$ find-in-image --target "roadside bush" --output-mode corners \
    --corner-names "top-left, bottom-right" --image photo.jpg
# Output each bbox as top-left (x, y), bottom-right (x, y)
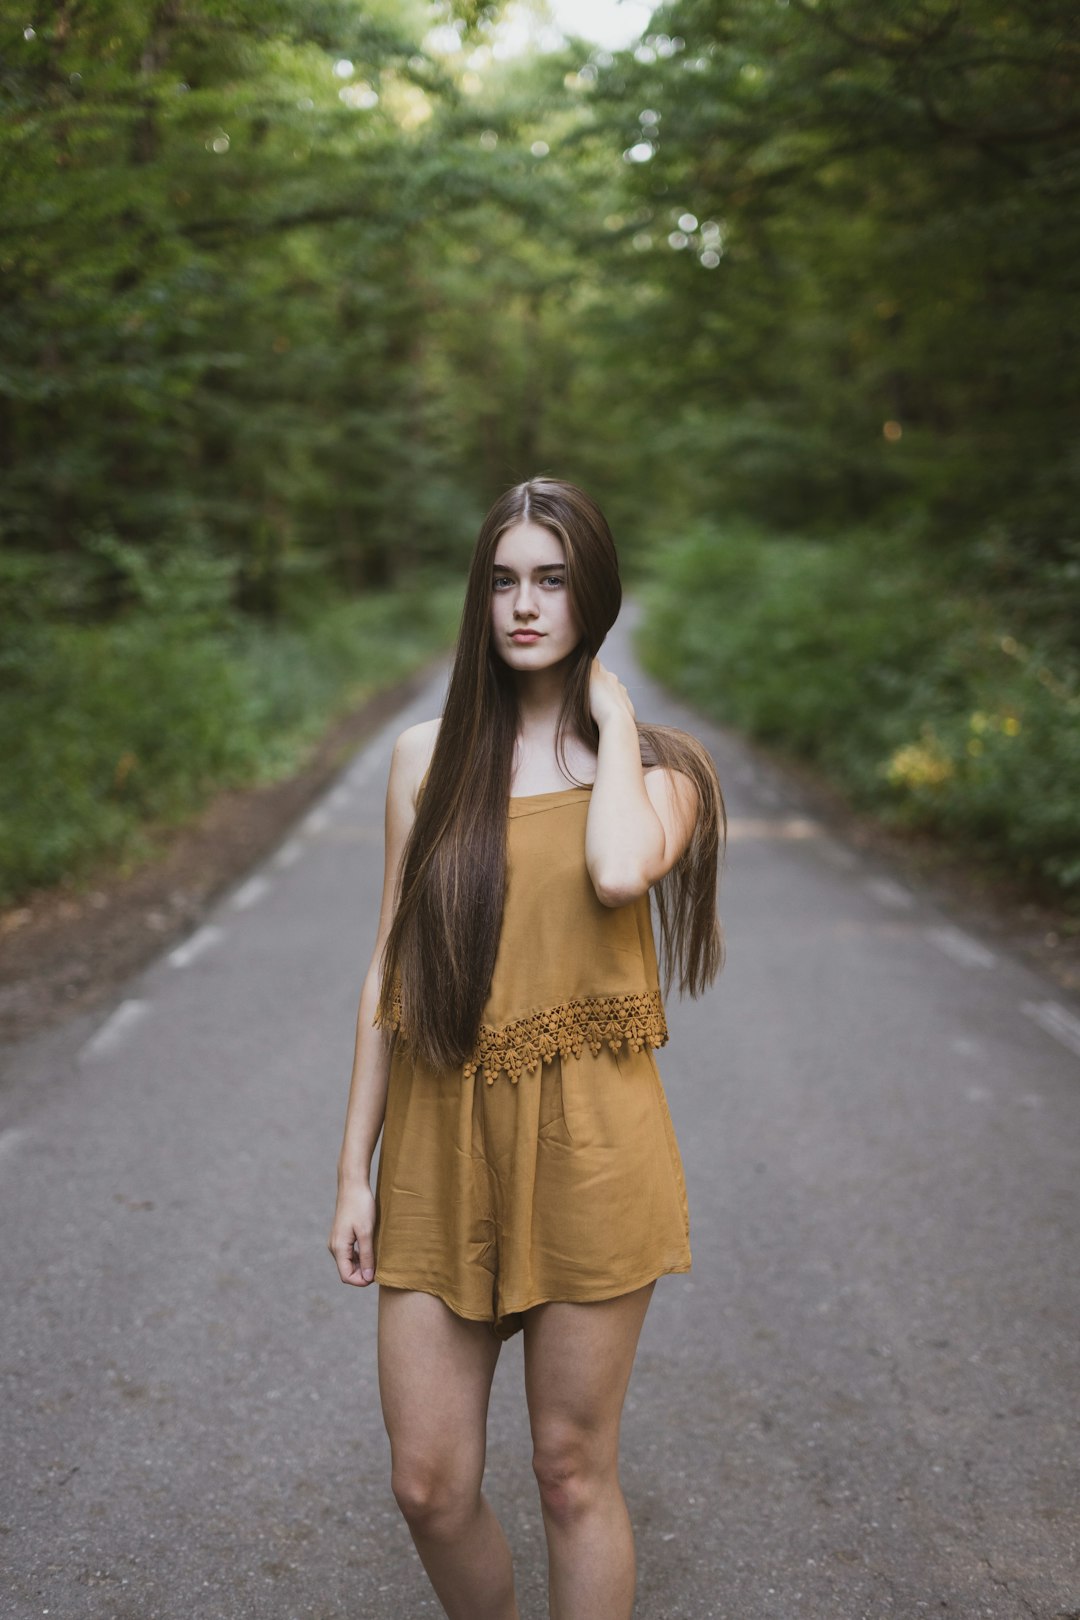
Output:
top-left (636, 524), bottom-right (1080, 904)
top-left (0, 572), bottom-right (460, 907)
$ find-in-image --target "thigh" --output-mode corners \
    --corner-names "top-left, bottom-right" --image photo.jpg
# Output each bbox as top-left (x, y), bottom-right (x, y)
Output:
top-left (378, 1286), bottom-right (504, 1486)
top-left (522, 1282), bottom-right (655, 1460)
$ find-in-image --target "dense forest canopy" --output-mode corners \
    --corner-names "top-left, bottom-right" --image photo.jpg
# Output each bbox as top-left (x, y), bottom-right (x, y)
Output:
top-left (1, 1), bottom-right (1077, 905)
top-left (1, 0), bottom-right (1075, 629)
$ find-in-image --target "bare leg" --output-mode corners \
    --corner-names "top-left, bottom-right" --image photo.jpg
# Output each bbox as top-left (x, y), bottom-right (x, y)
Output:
top-left (377, 1286), bottom-right (520, 1620)
top-left (522, 1281), bottom-right (656, 1620)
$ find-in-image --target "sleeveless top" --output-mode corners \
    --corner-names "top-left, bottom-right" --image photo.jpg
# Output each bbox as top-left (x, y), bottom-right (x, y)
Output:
top-left (375, 785), bottom-right (669, 1085)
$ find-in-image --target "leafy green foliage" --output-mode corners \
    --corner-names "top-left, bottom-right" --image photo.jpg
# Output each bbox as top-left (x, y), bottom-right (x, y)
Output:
top-left (637, 524), bottom-right (1080, 900)
top-left (584, 0), bottom-right (1080, 638)
top-left (1, 0), bottom-right (1077, 905)
top-left (0, 578), bottom-right (461, 905)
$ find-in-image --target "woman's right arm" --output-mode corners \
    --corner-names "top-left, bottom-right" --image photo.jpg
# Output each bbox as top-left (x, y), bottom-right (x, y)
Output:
top-left (327, 721), bottom-right (430, 1287)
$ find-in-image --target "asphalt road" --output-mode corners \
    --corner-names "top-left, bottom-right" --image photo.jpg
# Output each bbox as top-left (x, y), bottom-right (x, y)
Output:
top-left (2, 600), bottom-right (1078, 1620)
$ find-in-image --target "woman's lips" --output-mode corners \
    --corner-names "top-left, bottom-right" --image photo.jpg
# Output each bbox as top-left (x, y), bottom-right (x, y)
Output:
top-left (510, 631), bottom-right (543, 642)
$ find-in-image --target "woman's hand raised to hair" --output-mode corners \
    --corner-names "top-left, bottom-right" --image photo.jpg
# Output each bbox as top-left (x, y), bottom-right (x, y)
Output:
top-left (328, 1181), bottom-right (377, 1287)
top-left (588, 656), bottom-right (637, 731)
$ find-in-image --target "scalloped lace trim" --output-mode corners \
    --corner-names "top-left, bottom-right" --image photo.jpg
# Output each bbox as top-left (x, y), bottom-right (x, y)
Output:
top-left (376, 985), bottom-right (669, 1085)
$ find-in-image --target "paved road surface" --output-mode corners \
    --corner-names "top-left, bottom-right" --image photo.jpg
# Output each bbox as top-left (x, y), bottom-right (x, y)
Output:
top-left (2, 600), bottom-right (1078, 1619)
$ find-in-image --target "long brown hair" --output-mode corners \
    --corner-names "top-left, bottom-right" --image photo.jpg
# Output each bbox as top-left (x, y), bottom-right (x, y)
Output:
top-left (376, 477), bottom-right (727, 1071)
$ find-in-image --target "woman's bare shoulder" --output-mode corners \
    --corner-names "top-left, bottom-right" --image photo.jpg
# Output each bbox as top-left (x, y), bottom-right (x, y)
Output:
top-left (392, 718), bottom-right (442, 806)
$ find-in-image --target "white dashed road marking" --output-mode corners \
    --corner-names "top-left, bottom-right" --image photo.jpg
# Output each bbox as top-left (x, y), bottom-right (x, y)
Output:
top-left (302, 806), bottom-right (330, 836)
top-left (230, 875), bottom-right (272, 911)
top-left (864, 877), bottom-right (915, 910)
top-left (168, 925), bottom-right (223, 969)
top-left (273, 838), bottom-right (304, 869)
top-left (817, 841), bottom-right (859, 870)
top-left (727, 815), bottom-right (822, 841)
top-left (1021, 1000), bottom-right (1080, 1059)
top-left (0, 1127), bottom-right (31, 1165)
top-left (81, 998), bottom-right (151, 1059)
top-left (924, 925), bottom-right (998, 970)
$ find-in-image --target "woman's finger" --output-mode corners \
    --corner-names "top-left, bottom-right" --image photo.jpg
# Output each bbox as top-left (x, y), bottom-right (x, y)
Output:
top-left (329, 1227), bottom-right (365, 1286)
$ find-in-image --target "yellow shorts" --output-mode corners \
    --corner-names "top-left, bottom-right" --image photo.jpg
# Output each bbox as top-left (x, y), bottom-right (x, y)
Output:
top-left (373, 1037), bottom-right (692, 1340)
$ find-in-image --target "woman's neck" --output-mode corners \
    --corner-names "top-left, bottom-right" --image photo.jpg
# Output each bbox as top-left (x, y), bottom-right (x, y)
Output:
top-left (511, 661), bottom-right (570, 730)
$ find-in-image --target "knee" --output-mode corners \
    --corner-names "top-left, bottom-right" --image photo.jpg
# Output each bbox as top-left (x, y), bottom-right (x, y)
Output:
top-left (390, 1458), bottom-right (478, 1536)
top-left (531, 1429), bottom-right (615, 1527)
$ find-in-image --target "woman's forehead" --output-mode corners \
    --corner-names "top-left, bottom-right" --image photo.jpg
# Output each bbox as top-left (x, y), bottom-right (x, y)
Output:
top-left (493, 520), bottom-right (565, 567)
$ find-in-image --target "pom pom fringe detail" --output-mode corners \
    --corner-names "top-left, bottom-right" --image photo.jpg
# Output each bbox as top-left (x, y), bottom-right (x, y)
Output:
top-left (375, 985), bottom-right (669, 1085)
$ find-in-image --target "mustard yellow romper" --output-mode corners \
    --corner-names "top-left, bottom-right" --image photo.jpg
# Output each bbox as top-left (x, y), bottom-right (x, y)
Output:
top-left (371, 784), bottom-right (692, 1340)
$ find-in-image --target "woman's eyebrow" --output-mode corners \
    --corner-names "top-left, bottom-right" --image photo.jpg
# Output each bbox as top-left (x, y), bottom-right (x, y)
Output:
top-left (492, 562), bottom-right (566, 573)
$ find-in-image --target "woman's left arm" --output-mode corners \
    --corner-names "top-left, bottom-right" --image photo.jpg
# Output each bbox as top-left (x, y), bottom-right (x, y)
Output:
top-left (585, 657), bottom-right (700, 907)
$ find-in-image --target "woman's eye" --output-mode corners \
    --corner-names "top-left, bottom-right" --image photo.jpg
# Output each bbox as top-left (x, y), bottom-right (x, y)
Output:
top-left (492, 575), bottom-right (563, 589)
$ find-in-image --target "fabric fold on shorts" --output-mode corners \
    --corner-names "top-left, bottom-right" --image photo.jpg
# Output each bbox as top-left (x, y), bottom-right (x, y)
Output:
top-left (373, 1038), bottom-right (692, 1340)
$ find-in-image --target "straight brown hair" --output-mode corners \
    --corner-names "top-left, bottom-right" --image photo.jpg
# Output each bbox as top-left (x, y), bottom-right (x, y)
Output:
top-left (375, 477), bottom-right (726, 1072)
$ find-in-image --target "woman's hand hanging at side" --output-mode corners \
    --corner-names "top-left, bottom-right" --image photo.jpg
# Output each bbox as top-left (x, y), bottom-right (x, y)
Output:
top-left (588, 656), bottom-right (636, 729)
top-left (328, 1181), bottom-right (377, 1286)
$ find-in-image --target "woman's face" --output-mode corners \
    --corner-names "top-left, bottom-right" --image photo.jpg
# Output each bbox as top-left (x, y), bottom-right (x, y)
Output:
top-left (490, 521), bottom-right (583, 670)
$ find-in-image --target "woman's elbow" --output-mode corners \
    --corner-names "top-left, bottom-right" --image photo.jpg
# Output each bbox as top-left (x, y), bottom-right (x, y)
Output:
top-left (591, 865), bottom-right (650, 908)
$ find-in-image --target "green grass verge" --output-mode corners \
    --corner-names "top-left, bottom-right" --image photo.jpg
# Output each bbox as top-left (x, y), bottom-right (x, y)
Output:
top-left (634, 524), bottom-right (1080, 909)
top-left (0, 575), bottom-right (461, 907)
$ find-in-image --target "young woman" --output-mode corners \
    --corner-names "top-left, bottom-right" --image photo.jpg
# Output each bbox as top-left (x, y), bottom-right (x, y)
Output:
top-left (329, 476), bottom-right (726, 1620)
